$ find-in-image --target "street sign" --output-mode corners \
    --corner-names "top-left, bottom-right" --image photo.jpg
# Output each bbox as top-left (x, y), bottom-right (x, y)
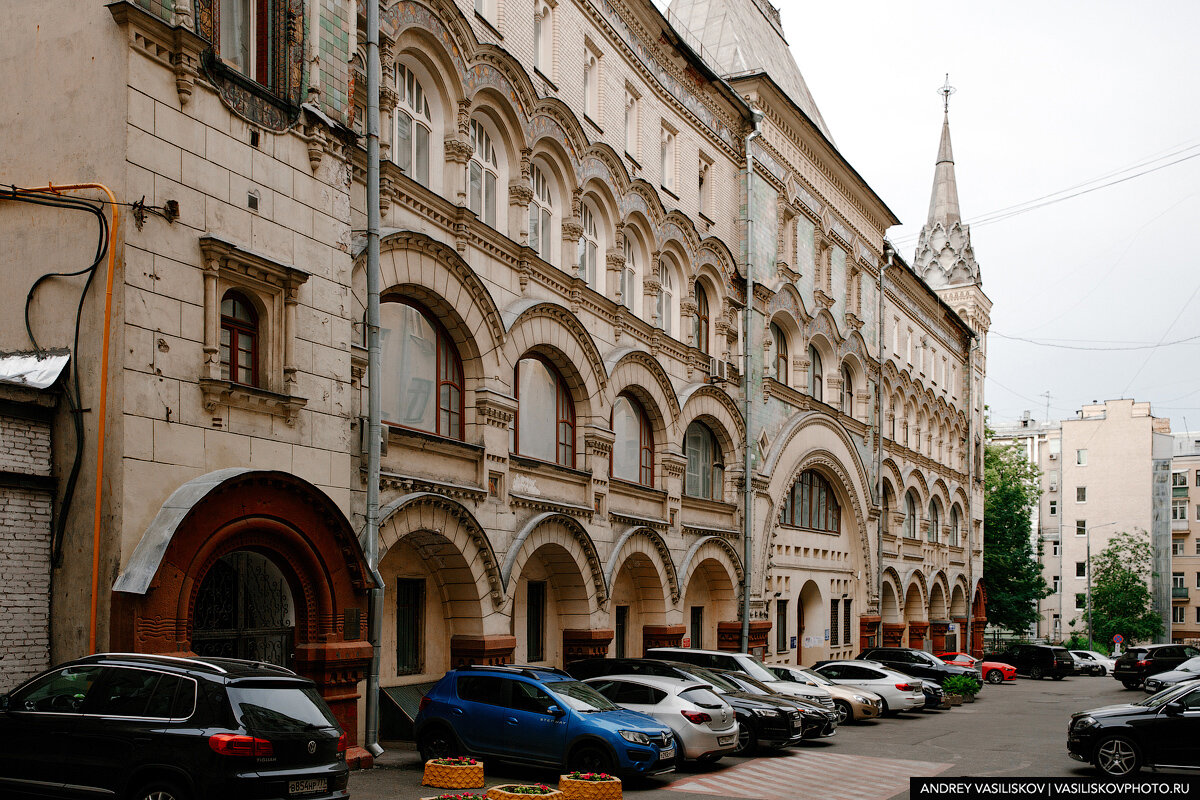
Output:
top-left (790, 636), bottom-right (797, 648)
top-left (681, 637), bottom-right (691, 648)
top-left (1113, 634), bottom-right (1124, 644)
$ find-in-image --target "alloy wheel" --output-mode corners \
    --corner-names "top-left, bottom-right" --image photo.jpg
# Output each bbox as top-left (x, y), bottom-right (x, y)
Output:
top-left (1095, 737), bottom-right (1140, 776)
top-left (834, 701), bottom-right (852, 724)
top-left (986, 670), bottom-right (1003, 685)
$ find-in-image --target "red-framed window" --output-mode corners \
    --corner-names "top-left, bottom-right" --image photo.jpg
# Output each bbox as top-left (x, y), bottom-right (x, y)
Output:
top-left (514, 355), bottom-right (575, 468)
top-left (612, 393), bottom-right (653, 486)
top-left (780, 470), bottom-right (840, 533)
top-left (379, 299), bottom-right (464, 440)
top-left (220, 291), bottom-right (259, 387)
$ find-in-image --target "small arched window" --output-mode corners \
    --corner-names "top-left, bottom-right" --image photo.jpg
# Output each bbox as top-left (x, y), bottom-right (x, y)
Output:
top-left (657, 261), bottom-right (674, 336)
top-left (771, 323), bottom-right (788, 385)
top-left (380, 299), bottom-right (464, 439)
top-left (622, 236), bottom-right (639, 312)
top-left (780, 470), bottom-right (840, 533)
top-left (394, 63), bottom-right (431, 186)
top-left (579, 202), bottom-right (599, 289)
top-left (534, 0), bottom-right (553, 74)
top-left (469, 119), bottom-right (499, 228)
top-left (612, 394), bottom-right (653, 486)
top-left (950, 507), bottom-right (961, 547)
top-left (904, 491), bottom-right (919, 538)
top-left (685, 421), bottom-right (723, 501)
top-left (530, 163), bottom-right (554, 262)
top-left (220, 291), bottom-right (258, 386)
top-left (694, 281), bottom-right (710, 354)
top-left (808, 344), bottom-right (823, 402)
top-left (841, 365), bottom-right (854, 415)
top-left (928, 501), bottom-right (940, 543)
top-left (514, 356), bottom-right (574, 467)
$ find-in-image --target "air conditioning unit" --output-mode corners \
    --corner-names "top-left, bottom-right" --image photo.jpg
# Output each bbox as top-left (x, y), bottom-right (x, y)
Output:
top-left (1048, 452), bottom-right (1058, 460)
top-left (1048, 481), bottom-right (1057, 493)
top-left (707, 357), bottom-right (739, 384)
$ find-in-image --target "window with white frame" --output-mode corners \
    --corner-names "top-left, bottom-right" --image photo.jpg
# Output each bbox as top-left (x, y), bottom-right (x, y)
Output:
top-left (1076, 448), bottom-right (1088, 465)
top-left (698, 155), bottom-right (712, 217)
top-left (624, 89), bottom-right (639, 157)
top-left (1052, 541), bottom-right (1061, 556)
top-left (1173, 539), bottom-right (1184, 556)
top-left (533, 0), bottom-right (553, 75)
top-left (657, 260), bottom-right (675, 336)
top-left (578, 202), bottom-right (599, 289)
top-left (622, 234), bottom-right (640, 313)
top-left (1173, 572), bottom-right (1185, 589)
top-left (1196, 538), bottom-right (1200, 555)
top-left (583, 49), bottom-right (599, 121)
top-left (1049, 499), bottom-right (1057, 516)
top-left (950, 507), bottom-right (961, 546)
top-left (1174, 606), bottom-right (1186, 624)
top-left (660, 126), bottom-right (676, 192)
top-left (1052, 575), bottom-right (1060, 593)
top-left (1196, 504), bottom-right (1200, 521)
top-left (1076, 561), bottom-right (1086, 578)
top-left (693, 281), bottom-right (710, 354)
top-left (394, 64), bottom-right (432, 187)
top-left (1076, 519), bottom-right (1086, 537)
top-left (1174, 498), bottom-right (1188, 521)
top-left (808, 345), bottom-right (823, 401)
top-left (1076, 486), bottom-right (1087, 503)
top-left (216, 0), bottom-right (298, 95)
top-left (1075, 593), bottom-right (1086, 610)
top-left (468, 119), bottom-right (499, 228)
top-left (1173, 471), bottom-right (1187, 488)
top-left (474, 0), bottom-right (496, 25)
top-left (841, 365), bottom-right (853, 415)
top-left (904, 491), bottom-right (918, 538)
top-left (529, 163), bottom-right (554, 263)
top-left (771, 323), bottom-right (788, 385)
top-left (927, 501), bottom-right (940, 543)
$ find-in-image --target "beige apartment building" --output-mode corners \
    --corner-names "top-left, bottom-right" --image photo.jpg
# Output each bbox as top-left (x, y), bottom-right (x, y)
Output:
top-left (0, 0), bottom-right (987, 754)
top-left (993, 399), bottom-right (1172, 644)
top-left (1169, 434), bottom-right (1200, 643)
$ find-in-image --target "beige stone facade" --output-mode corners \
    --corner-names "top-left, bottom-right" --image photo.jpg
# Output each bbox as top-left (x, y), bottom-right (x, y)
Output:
top-left (0, 0), bottom-right (986, 749)
top-left (1169, 434), bottom-right (1200, 643)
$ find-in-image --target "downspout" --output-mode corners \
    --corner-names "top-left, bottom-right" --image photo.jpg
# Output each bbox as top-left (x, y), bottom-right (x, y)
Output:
top-left (875, 245), bottom-right (892, 633)
top-left (965, 337), bottom-right (979, 655)
top-left (741, 109), bottom-right (763, 653)
top-left (363, 0), bottom-right (385, 759)
top-left (12, 183), bottom-right (118, 655)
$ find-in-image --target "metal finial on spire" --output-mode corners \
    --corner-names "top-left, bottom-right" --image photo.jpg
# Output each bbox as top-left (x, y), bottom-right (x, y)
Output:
top-left (939, 73), bottom-right (956, 114)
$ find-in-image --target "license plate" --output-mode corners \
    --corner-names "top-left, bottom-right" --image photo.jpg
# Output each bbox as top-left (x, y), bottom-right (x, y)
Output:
top-left (717, 734), bottom-right (735, 746)
top-left (289, 778), bottom-right (327, 795)
top-left (658, 746), bottom-right (675, 761)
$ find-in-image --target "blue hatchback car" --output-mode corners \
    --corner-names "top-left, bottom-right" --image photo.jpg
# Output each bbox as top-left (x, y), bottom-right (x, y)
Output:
top-left (415, 665), bottom-right (676, 777)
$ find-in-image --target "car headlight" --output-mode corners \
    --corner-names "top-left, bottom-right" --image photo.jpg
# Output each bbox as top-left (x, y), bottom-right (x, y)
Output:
top-left (751, 707), bottom-right (780, 717)
top-left (1073, 716), bottom-right (1098, 730)
top-left (852, 695), bottom-right (870, 703)
top-left (619, 730), bottom-right (651, 744)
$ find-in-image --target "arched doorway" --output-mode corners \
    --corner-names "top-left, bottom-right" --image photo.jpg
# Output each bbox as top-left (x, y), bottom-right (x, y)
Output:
top-left (193, 551), bottom-right (296, 666)
top-left (797, 580), bottom-right (824, 664)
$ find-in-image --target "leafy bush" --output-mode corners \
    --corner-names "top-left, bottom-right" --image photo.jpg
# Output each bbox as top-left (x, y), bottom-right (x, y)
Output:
top-left (943, 675), bottom-right (980, 696)
top-left (565, 773), bottom-right (616, 782)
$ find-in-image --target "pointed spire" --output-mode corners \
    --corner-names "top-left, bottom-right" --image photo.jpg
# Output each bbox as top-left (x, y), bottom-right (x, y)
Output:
top-left (926, 75), bottom-right (961, 226)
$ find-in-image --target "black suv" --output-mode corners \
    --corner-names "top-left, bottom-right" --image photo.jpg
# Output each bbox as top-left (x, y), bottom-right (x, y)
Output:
top-left (985, 644), bottom-right (1074, 680)
top-left (0, 653), bottom-right (348, 800)
top-left (856, 648), bottom-right (982, 688)
top-left (1113, 644), bottom-right (1200, 689)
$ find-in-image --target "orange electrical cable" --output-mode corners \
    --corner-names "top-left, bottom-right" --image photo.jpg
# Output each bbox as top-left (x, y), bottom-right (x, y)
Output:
top-left (12, 183), bottom-right (118, 655)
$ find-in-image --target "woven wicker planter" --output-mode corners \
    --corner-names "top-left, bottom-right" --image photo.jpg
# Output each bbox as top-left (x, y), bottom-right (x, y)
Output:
top-left (422, 761), bottom-right (485, 789)
top-left (487, 785), bottom-right (564, 800)
top-left (559, 776), bottom-right (622, 800)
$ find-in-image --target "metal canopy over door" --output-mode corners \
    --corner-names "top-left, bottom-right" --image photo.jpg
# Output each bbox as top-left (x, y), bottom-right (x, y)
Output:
top-left (193, 551), bottom-right (296, 667)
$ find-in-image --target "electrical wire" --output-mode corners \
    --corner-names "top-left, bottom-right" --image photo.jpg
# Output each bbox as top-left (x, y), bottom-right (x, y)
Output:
top-left (5, 185), bottom-right (110, 567)
top-left (991, 330), bottom-right (1200, 351)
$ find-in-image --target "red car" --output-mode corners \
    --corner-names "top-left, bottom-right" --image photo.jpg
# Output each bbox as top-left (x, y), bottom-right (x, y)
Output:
top-left (937, 652), bottom-right (1017, 684)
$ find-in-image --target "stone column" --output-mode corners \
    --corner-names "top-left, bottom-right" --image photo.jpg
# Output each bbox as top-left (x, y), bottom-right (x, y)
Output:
top-left (858, 615), bottom-right (881, 651)
top-left (881, 623), bottom-right (906, 647)
top-left (930, 621), bottom-right (950, 652)
top-left (908, 621), bottom-right (929, 650)
top-left (563, 628), bottom-right (615, 664)
top-left (450, 634), bottom-right (517, 667)
top-left (583, 425), bottom-right (615, 520)
top-left (476, 388), bottom-right (518, 502)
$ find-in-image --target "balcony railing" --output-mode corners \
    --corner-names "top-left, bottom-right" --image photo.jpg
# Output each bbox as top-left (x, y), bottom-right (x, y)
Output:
top-left (1173, 587), bottom-right (1190, 600)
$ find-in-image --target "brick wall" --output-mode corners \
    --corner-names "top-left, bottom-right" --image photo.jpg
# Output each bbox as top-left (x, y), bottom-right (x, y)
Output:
top-left (0, 413), bottom-right (53, 692)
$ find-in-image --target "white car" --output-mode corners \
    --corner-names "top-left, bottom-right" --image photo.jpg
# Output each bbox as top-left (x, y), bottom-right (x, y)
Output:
top-left (812, 660), bottom-right (926, 714)
top-left (645, 646), bottom-right (835, 710)
top-left (1070, 650), bottom-right (1116, 676)
top-left (585, 675), bottom-right (739, 763)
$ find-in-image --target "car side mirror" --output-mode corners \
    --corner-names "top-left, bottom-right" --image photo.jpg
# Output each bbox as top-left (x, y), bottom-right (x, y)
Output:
top-left (0, 694), bottom-right (8, 712)
top-left (547, 704), bottom-right (566, 717)
top-left (1165, 701), bottom-right (1186, 716)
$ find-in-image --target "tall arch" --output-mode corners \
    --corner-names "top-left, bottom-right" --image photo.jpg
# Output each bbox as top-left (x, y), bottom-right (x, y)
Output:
top-left (502, 512), bottom-right (607, 609)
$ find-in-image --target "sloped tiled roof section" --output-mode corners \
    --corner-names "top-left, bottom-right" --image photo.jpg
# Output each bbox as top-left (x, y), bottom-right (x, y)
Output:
top-left (667, 0), bottom-right (834, 142)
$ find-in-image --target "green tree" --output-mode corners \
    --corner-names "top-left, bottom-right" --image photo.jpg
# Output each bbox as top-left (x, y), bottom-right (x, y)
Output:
top-left (1088, 530), bottom-right (1162, 645)
top-left (983, 436), bottom-right (1051, 632)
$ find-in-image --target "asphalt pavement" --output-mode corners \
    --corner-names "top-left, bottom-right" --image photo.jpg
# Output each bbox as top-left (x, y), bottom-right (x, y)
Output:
top-left (348, 673), bottom-right (1143, 800)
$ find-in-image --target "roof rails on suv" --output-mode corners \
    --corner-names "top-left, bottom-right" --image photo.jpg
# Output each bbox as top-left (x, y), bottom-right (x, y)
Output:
top-left (459, 663), bottom-right (573, 679)
top-left (76, 652), bottom-right (298, 677)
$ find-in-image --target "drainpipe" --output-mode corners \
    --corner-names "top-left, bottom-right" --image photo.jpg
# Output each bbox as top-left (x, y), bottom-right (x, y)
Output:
top-left (363, 0), bottom-right (385, 760)
top-left (741, 109), bottom-right (763, 653)
top-left (875, 245), bottom-right (892, 636)
top-left (965, 337), bottom-right (979, 656)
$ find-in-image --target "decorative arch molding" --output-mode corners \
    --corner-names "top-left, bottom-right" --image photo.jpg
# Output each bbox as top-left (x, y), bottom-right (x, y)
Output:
top-left (880, 458), bottom-right (904, 497)
top-left (468, 47), bottom-right (537, 126)
top-left (660, 211), bottom-right (701, 263)
top-left (766, 283), bottom-right (809, 325)
top-left (382, 0), bottom-right (473, 79)
top-left (904, 467), bottom-right (930, 500)
top-left (377, 492), bottom-right (504, 608)
top-left (678, 535), bottom-right (744, 598)
top-left (502, 512), bottom-right (608, 609)
top-left (761, 414), bottom-right (873, 500)
top-left (901, 568), bottom-right (929, 613)
top-left (622, 181), bottom-right (666, 229)
top-left (605, 348), bottom-right (681, 424)
top-left (842, 330), bottom-right (872, 370)
top-left (604, 526), bottom-right (680, 604)
top-left (504, 299), bottom-right (609, 396)
top-left (930, 478), bottom-right (951, 507)
top-left (696, 240), bottom-right (738, 288)
top-left (806, 308), bottom-right (844, 347)
top-left (579, 144), bottom-right (632, 194)
top-left (678, 383), bottom-right (746, 443)
top-left (530, 100), bottom-right (589, 172)
top-left (929, 570), bottom-right (952, 606)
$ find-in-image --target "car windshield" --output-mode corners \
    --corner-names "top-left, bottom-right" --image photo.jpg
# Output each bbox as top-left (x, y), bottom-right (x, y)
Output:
top-left (686, 667), bottom-right (741, 693)
top-left (1175, 657), bottom-right (1200, 673)
top-left (548, 680), bottom-right (618, 712)
top-left (942, 654), bottom-right (975, 665)
top-left (796, 668), bottom-right (833, 686)
top-left (735, 656), bottom-right (781, 684)
top-left (1134, 682), bottom-right (1196, 708)
top-left (723, 672), bottom-right (775, 695)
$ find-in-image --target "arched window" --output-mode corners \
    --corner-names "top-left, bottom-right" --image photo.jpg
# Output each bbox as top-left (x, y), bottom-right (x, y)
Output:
top-left (534, 0), bottom-right (553, 74)
top-left (530, 163), bottom-right (554, 262)
top-left (469, 119), bottom-right (498, 228)
top-left (612, 394), bottom-right (653, 486)
top-left (220, 291), bottom-right (258, 386)
top-left (694, 281), bottom-right (710, 354)
top-left (514, 356), bottom-right (574, 467)
top-left (685, 421), bottom-right (723, 501)
top-left (394, 63), bottom-right (431, 186)
top-left (657, 261), bottom-right (674, 336)
top-left (904, 491), bottom-right (919, 538)
top-left (928, 501), bottom-right (940, 543)
top-left (583, 51), bottom-right (598, 119)
top-left (771, 323), bottom-right (788, 385)
top-left (841, 365), bottom-right (854, 415)
top-left (780, 470), bottom-right (840, 533)
top-left (808, 344), bottom-right (823, 401)
top-left (950, 507), bottom-right (961, 547)
top-left (380, 300), bottom-right (463, 439)
top-left (622, 235), bottom-right (639, 312)
top-left (579, 202), bottom-right (599, 288)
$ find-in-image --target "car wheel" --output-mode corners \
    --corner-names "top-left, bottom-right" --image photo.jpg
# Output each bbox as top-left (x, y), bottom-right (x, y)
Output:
top-left (130, 780), bottom-right (190, 800)
top-left (879, 698), bottom-right (891, 716)
top-left (834, 700), bottom-right (853, 724)
top-left (985, 670), bottom-right (1003, 685)
top-left (417, 725), bottom-right (461, 762)
top-left (568, 743), bottom-right (616, 774)
top-left (732, 723), bottom-right (758, 756)
top-left (1122, 680), bottom-right (1141, 690)
top-left (1094, 735), bottom-right (1142, 777)
top-left (1030, 666), bottom-right (1044, 680)
top-left (1098, 667), bottom-right (1107, 676)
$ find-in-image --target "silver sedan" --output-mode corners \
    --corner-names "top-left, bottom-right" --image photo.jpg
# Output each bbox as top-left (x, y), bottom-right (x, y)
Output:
top-left (585, 675), bottom-right (739, 763)
top-left (812, 660), bottom-right (925, 714)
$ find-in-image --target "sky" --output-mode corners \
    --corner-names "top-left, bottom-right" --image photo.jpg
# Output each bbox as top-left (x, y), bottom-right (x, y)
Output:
top-left (666, 0), bottom-right (1200, 432)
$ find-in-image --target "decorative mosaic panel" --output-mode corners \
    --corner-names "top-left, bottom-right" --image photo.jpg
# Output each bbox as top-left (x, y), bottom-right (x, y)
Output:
top-left (792, 178), bottom-right (821, 216)
top-left (528, 114), bottom-right (579, 168)
top-left (135, 0), bottom-right (174, 22)
top-left (830, 244), bottom-right (846, 323)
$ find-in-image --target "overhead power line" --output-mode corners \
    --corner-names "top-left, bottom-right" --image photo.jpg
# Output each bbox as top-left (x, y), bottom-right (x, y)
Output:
top-left (991, 330), bottom-right (1200, 351)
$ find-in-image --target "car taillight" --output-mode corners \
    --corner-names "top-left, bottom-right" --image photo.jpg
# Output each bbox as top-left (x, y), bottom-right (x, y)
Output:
top-left (681, 710), bottom-right (711, 724)
top-left (418, 696), bottom-right (431, 713)
top-left (337, 732), bottom-right (347, 754)
top-left (209, 733), bottom-right (274, 758)
top-left (896, 683), bottom-right (913, 691)
top-left (1137, 660), bottom-right (1150, 667)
